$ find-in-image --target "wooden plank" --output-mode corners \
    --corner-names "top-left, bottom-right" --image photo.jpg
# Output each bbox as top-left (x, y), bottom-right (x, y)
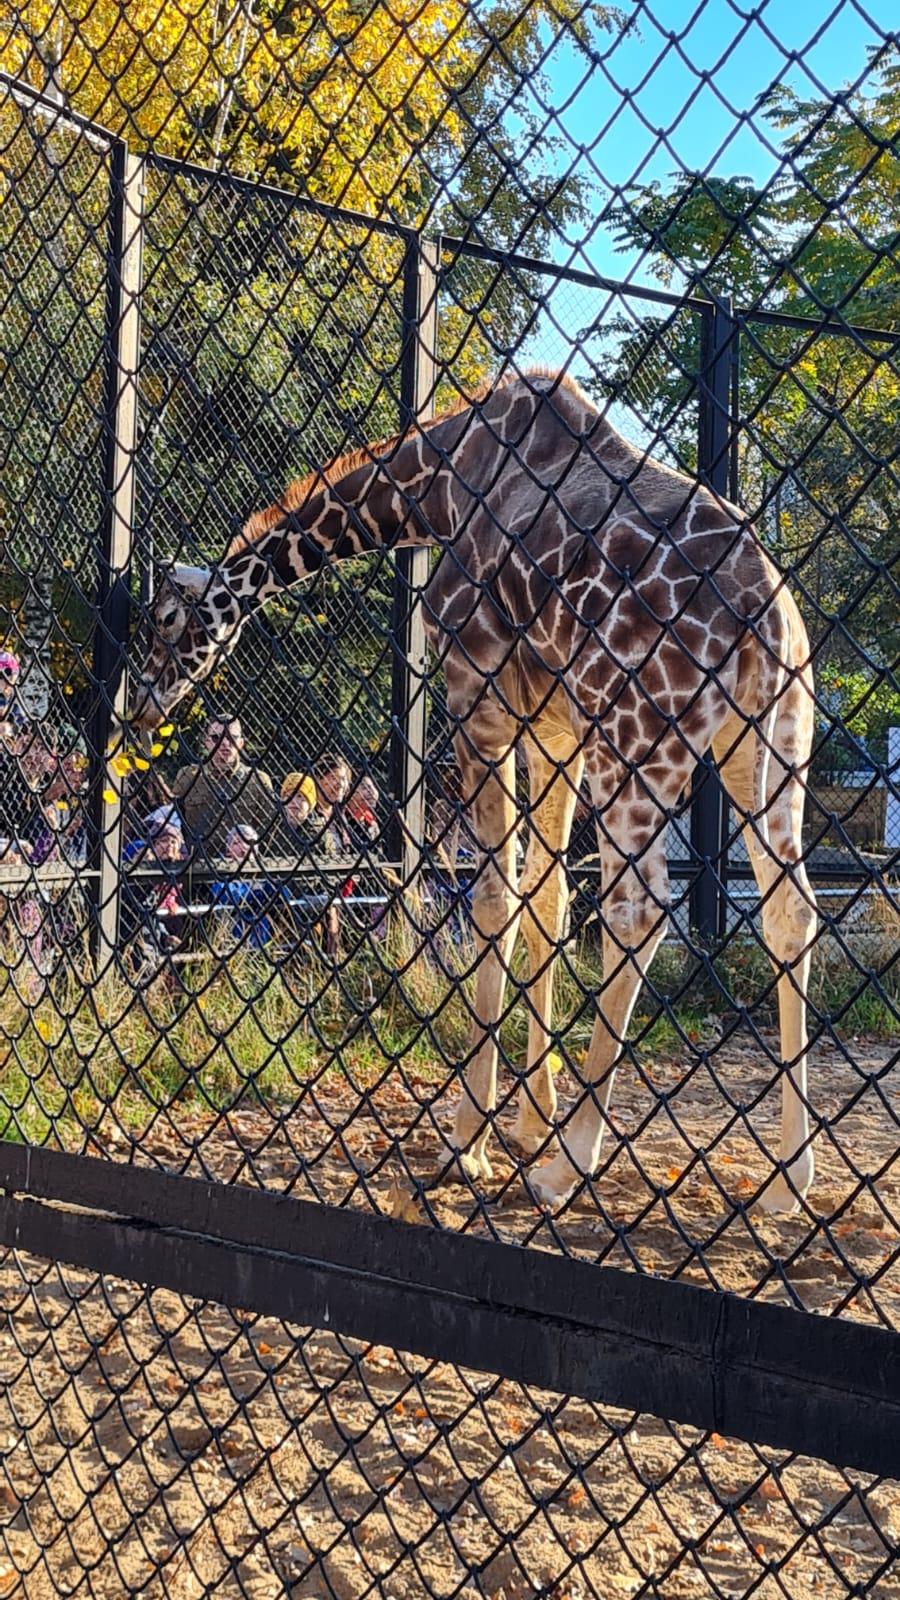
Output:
top-left (0, 1145), bottom-right (897, 1478)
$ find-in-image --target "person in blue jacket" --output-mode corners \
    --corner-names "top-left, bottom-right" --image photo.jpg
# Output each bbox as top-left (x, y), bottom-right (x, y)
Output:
top-left (210, 825), bottom-right (287, 950)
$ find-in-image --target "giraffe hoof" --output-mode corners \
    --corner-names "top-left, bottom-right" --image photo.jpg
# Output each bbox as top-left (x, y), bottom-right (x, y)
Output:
top-left (757, 1155), bottom-right (814, 1216)
top-left (506, 1120), bottom-right (553, 1163)
top-left (527, 1162), bottom-right (578, 1213)
top-left (432, 1141), bottom-right (493, 1188)
top-left (756, 1174), bottom-right (810, 1216)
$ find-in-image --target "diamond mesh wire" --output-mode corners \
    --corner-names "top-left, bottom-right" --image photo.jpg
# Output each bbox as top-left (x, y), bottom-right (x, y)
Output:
top-left (0, 91), bottom-right (111, 726)
top-left (136, 164), bottom-right (407, 799)
top-left (0, 3), bottom-right (899, 1591)
top-left (0, 1248), bottom-right (897, 1600)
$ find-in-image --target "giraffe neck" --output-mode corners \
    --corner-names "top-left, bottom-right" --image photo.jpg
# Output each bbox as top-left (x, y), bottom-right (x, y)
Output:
top-left (221, 424), bottom-right (451, 611)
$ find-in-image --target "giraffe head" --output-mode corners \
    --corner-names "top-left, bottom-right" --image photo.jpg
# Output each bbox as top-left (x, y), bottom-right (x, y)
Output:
top-left (128, 563), bottom-right (244, 734)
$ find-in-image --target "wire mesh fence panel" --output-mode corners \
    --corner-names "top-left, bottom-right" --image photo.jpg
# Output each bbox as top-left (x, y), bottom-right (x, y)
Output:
top-left (0, 79), bottom-right (121, 988)
top-left (0, 2), bottom-right (899, 1590)
top-left (136, 161), bottom-right (411, 859)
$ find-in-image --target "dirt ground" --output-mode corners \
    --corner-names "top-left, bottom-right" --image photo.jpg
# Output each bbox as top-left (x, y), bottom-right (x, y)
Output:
top-left (92, 1024), bottom-right (900, 1325)
top-left (0, 1028), bottom-right (897, 1598)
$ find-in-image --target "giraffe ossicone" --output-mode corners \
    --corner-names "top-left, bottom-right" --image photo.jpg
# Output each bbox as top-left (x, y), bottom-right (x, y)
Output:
top-left (130, 368), bottom-right (817, 1215)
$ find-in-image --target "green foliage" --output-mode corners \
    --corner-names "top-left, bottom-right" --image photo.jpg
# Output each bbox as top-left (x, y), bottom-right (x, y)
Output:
top-left (815, 666), bottom-right (900, 770)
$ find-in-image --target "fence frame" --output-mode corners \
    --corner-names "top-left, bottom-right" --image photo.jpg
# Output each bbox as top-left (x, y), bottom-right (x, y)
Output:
top-left (89, 142), bottom-right (144, 963)
top-left (388, 235), bottom-right (440, 880)
top-left (690, 299), bottom-right (738, 943)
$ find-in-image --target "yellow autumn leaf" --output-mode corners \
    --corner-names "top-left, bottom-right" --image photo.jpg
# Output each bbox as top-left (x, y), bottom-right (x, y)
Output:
top-left (150, 743), bottom-right (164, 758)
top-left (159, 723), bottom-right (174, 737)
top-left (34, 1018), bottom-right (51, 1042)
top-left (111, 753), bottom-right (132, 776)
top-left (134, 757), bottom-right (150, 771)
top-left (101, 788), bottom-right (117, 804)
top-left (548, 1051), bottom-right (563, 1075)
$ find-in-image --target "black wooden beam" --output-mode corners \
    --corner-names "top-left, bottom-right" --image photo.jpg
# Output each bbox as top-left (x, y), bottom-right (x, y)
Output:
top-left (0, 1146), bottom-right (897, 1479)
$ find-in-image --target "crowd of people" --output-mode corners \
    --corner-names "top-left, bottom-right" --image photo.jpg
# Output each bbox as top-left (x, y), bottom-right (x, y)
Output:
top-left (0, 648), bottom-right (383, 988)
top-left (121, 717), bottom-right (382, 974)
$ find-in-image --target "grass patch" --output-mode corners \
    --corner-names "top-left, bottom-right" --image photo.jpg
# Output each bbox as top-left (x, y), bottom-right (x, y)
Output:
top-left (0, 891), bottom-right (895, 1147)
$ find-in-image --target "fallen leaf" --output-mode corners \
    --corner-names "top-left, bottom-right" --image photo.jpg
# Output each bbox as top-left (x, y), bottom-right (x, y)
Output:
top-left (385, 1178), bottom-right (420, 1224)
top-left (666, 1166), bottom-right (682, 1183)
top-left (735, 1176), bottom-right (755, 1196)
top-left (0, 1565), bottom-right (16, 1597)
top-left (566, 1486), bottom-right (587, 1510)
top-left (759, 1477), bottom-right (782, 1501)
top-left (709, 1433), bottom-right (727, 1449)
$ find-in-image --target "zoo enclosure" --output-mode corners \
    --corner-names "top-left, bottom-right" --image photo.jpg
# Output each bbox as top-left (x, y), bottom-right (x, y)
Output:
top-left (1, 46), bottom-right (900, 1600)
top-left (4, 68), bottom-right (897, 950)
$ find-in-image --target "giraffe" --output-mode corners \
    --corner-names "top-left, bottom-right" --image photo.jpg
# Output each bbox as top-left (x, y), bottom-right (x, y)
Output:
top-left (129, 369), bottom-right (818, 1213)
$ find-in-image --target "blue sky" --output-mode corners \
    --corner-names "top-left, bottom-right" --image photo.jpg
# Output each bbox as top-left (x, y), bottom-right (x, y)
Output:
top-left (519, 0), bottom-right (897, 283)
top-left (489, 2), bottom-right (896, 438)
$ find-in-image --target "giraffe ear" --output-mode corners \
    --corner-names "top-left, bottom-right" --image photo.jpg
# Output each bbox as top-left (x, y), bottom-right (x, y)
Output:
top-left (168, 563), bottom-right (213, 597)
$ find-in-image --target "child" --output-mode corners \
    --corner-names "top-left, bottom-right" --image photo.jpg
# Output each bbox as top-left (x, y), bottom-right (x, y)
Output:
top-left (121, 805), bottom-right (188, 976)
top-left (280, 772), bottom-right (318, 844)
top-left (210, 824), bottom-right (286, 951)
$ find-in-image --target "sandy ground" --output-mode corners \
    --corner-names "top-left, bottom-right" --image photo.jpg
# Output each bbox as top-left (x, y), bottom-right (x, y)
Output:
top-left (88, 1025), bottom-right (900, 1327)
top-left (0, 1254), bottom-right (897, 1600)
top-left (0, 1028), bottom-right (897, 1597)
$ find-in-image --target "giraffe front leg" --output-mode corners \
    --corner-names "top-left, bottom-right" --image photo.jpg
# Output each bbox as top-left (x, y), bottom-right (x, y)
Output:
top-left (509, 737), bottom-right (582, 1163)
top-left (528, 942), bottom-right (663, 1210)
top-left (434, 742), bottom-right (521, 1188)
top-left (529, 773), bottom-right (672, 1212)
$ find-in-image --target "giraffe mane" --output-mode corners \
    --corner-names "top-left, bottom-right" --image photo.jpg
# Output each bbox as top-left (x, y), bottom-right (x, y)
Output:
top-left (228, 368), bottom-right (585, 555)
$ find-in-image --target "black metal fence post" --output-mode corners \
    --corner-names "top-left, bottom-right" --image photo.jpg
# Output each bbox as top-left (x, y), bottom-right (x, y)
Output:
top-left (388, 234), bottom-right (439, 877)
top-left (689, 299), bottom-right (738, 942)
top-left (89, 142), bottom-right (144, 965)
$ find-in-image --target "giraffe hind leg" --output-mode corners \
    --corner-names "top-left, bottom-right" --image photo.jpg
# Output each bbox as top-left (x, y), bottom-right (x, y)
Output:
top-left (713, 688), bottom-right (817, 1213)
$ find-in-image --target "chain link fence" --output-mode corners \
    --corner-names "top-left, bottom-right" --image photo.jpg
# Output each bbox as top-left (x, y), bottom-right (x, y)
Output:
top-left (1, 0), bottom-right (899, 1592)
